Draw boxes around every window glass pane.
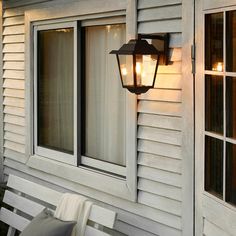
[205,136,223,198]
[226,142,236,205]
[205,75,223,134]
[37,28,74,154]
[226,77,236,138]
[205,13,224,71]
[84,24,126,166]
[226,11,236,72]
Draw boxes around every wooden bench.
[0,174,117,236]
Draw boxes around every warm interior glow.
[136,62,142,75]
[212,62,223,72]
[121,66,127,76]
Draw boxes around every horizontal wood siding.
[2,0,183,235]
[137,0,183,235]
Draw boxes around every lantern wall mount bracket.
[137,33,170,65]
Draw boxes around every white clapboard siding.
[3,25,24,35]
[138,139,181,159]
[4,132,25,145]
[4,123,25,135]
[157,62,181,74]
[138,5,182,22]
[138,19,182,34]
[138,100,182,116]
[138,89,181,102]
[203,219,231,236]
[3,16,24,26]
[3,97,25,108]
[138,165,182,187]
[3,61,24,70]
[138,113,182,131]
[138,152,181,174]
[3,53,24,61]
[4,140,25,154]
[3,35,25,43]
[138,191,181,216]
[4,114,25,126]
[4,106,25,117]
[138,178,181,201]
[3,71,25,80]
[138,0,181,9]
[3,43,24,53]
[3,88,25,98]
[4,149,26,163]
[154,74,182,89]
[138,126,181,146]
[3,79,25,89]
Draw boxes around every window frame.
[203,7,236,208]
[33,22,78,166]
[25,0,137,202]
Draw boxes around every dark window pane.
[37,28,74,154]
[226,11,236,72]
[226,142,236,205]
[226,77,236,138]
[205,136,223,198]
[205,13,224,71]
[205,75,223,134]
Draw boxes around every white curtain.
[85,24,126,166]
[38,28,74,154]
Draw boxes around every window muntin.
[204,10,236,207]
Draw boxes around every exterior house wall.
[195,0,236,235]
[0,0,194,235]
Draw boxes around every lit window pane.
[205,136,223,198]
[205,75,223,134]
[37,28,74,154]
[205,13,224,71]
[226,77,236,138]
[226,142,236,205]
[226,11,236,72]
[84,25,126,166]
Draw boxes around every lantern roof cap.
[110,39,159,55]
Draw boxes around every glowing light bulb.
[121,67,127,76]
[212,62,223,72]
[136,62,142,75]
[216,62,223,72]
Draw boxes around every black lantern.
[110,34,169,94]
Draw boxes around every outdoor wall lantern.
[110,33,169,94]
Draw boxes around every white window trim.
[25,0,137,202]
[33,22,77,166]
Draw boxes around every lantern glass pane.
[135,54,158,87]
[118,55,134,86]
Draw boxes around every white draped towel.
[54,193,93,236]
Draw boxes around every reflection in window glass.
[226,77,236,139]
[226,11,236,72]
[205,75,223,134]
[226,143,236,205]
[37,28,74,154]
[205,136,223,198]
[205,13,223,71]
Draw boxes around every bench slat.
[0,208,30,231]
[85,225,111,236]
[4,175,116,233]
[90,205,116,228]
[7,175,62,206]
[3,190,45,217]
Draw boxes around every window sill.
[27,155,135,201]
